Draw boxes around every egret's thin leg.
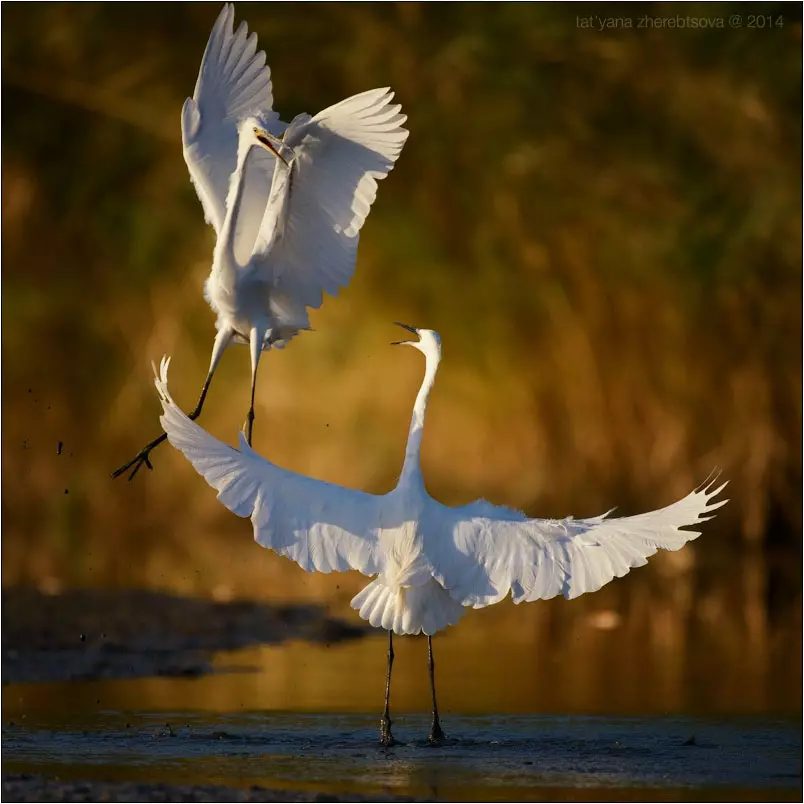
[246,373,258,447]
[111,374,210,480]
[380,630,395,746]
[112,328,233,480]
[427,635,445,744]
[246,326,266,446]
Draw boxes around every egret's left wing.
[154,358,383,576]
[254,87,408,309]
[424,477,728,607]
[182,4,280,233]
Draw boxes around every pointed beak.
[254,128,289,165]
[391,321,418,345]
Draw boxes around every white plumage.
[154,323,728,744]
[154,326,727,633]
[114,4,408,479]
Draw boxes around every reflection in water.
[3,559,800,801]
[4,585,800,721]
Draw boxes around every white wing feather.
[426,476,729,607]
[181,4,280,233]
[255,88,409,309]
[154,357,383,576]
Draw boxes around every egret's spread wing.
[425,476,728,607]
[182,4,280,233]
[154,357,383,576]
[258,88,408,308]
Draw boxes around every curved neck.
[216,139,289,275]
[399,347,441,487]
[217,143,252,270]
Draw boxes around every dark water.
[2,592,801,801]
[3,704,800,801]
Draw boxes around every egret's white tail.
[351,578,464,636]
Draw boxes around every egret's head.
[391,322,442,358]
[240,116,291,166]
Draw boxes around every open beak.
[391,321,418,345]
[254,128,289,165]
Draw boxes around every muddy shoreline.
[2,587,366,685]
[1,773,421,802]
[2,589,409,801]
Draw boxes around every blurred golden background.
[2,3,801,714]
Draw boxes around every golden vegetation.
[2,0,800,667]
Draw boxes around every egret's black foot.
[380,715,396,747]
[111,450,154,481]
[428,720,445,745]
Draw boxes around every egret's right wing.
[425,476,728,608]
[154,357,383,576]
[260,88,408,309]
[181,4,280,233]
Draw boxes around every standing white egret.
[153,324,728,745]
[113,4,408,479]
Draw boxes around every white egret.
[153,324,728,745]
[113,4,408,479]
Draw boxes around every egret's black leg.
[246,327,267,447]
[112,328,233,481]
[111,373,213,480]
[380,630,396,746]
[427,635,445,744]
[246,370,257,447]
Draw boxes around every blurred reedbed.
[1,0,800,644]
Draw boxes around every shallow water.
[3,628,801,801]
[3,708,800,801]
[3,583,801,800]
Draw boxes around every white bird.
[114,4,408,479]
[153,324,728,745]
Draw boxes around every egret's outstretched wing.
[425,476,728,607]
[182,4,280,233]
[255,88,409,308]
[154,357,383,576]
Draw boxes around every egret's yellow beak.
[254,128,289,165]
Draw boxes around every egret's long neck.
[399,347,441,487]
[216,143,253,275]
[216,138,290,279]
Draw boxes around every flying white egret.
[113,4,408,479]
[153,324,728,745]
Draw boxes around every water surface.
[4,627,801,802]
[3,708,800,801]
